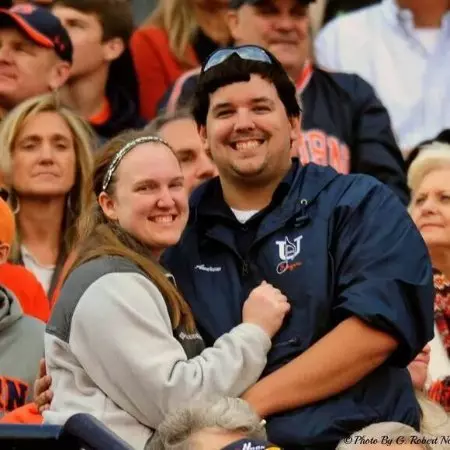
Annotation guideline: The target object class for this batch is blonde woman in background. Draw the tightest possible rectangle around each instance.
[408,142,450,412]
[130,0,230,120]
[0,93,94,303]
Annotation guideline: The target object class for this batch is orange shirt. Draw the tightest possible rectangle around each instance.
[89,98,112,126]
[0,263,50,323]
[0,403,42,424]
[130,26,198,120]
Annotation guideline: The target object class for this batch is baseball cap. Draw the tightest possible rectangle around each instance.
[230,0,315,8]
[0,197,15,246]
[0,3,73,63]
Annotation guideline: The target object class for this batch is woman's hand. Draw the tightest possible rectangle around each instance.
[34,359,53,413]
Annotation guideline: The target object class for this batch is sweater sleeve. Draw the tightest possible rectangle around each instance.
[130,28,177,120]
[69,272,271,428]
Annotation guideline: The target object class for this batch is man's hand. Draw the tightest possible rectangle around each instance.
[34,359,53,413]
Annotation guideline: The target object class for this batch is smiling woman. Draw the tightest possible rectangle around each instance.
[42,128,291,449]
[0,93,95,300]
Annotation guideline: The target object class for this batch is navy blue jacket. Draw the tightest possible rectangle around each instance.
[163,161,434,449]
[159,66,409,205]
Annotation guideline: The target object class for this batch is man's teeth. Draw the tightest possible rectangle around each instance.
[152,215,174,223]
[235,140,262,150]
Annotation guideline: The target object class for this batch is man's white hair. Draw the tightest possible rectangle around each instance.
[147,397,267,450]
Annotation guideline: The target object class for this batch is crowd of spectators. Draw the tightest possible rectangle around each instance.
[0,0,448,449]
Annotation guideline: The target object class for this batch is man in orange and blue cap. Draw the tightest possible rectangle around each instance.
[0,3,72,114]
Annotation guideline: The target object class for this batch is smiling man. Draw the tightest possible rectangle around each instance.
[0,3,72,115]
[163,46,434,449]
[160,0,409,205]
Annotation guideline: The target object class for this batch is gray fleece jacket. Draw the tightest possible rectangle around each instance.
[0,284,45,418]
[44,256,271,450]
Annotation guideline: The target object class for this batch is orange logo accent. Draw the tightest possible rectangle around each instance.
[295,129,351,175]
[10,4,36,15]
[276,261,302,274]
[0,376,29,413]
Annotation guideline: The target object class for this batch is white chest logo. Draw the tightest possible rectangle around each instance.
[275,236,303,274]
[276,236,303,261]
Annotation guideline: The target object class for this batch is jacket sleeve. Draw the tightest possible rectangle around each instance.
[331,177,434,366]
[69,272,271,428]
[348,75,409,205]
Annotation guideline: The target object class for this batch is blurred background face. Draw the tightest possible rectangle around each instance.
[158,118,218,194]
[410,168,450,251]
[52,5,109,80]
[407,344,431,390]
[101,144,189,257]
[12,111,76,198]
[0,28,63,109]
[228,0,310,80]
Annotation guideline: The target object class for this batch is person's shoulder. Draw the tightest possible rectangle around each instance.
[314,66,376,100]
[332,172,402,211]
[16,313,45,333]
[0,262,41,283]
[321,2,381,33]
[302,163,392,205]
[69,255,142,278]
[132,24,168,41]
[58,256,146,306]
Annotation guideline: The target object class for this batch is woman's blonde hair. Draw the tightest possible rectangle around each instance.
[407,143,450,193]
[69,128,196,332]
[0,93,95,261]
[146,0,198,67]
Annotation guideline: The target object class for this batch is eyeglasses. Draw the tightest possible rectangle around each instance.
[0,188,9,203]
[202,45,274,73]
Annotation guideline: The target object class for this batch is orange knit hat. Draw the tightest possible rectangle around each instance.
[0,198,15,246]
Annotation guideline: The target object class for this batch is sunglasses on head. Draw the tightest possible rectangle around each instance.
[0,188,9,203]
[202,45,274,73]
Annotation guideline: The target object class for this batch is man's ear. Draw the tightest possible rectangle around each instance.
[289,115,301,157]
[49,61,71,90]
[227,9,240,42]
[98,192,118,221]
[198,124,207,145]
[103,37,125,63]
[289,116,301,141]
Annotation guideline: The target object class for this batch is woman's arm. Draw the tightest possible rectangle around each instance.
[47,272,271,429]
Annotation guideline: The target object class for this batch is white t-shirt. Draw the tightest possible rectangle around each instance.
[21,245,55,295]
[231,208,260,224]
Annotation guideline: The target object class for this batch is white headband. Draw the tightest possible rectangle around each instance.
[102,136,172,192]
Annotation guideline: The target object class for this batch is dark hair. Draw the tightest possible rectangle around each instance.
[192,53,301,127]
[53,0,140,112]
[53,0,134,42]
[405,129,450,170]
